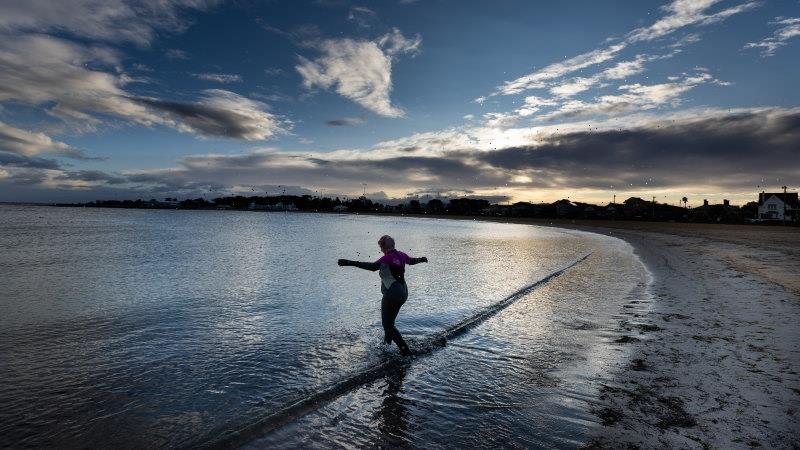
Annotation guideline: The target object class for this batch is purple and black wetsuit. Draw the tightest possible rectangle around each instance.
[341,250,426,355]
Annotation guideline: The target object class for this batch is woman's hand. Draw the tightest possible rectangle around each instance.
[420,257,428,263]
[338,259,352,266]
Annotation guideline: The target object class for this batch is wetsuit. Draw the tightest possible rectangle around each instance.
[342,250,426,355]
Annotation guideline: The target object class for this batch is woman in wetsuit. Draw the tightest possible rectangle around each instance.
[338,235,428,356]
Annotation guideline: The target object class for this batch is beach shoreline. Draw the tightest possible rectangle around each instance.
[394,214,800,448]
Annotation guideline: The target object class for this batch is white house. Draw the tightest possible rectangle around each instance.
[758,192,799,221]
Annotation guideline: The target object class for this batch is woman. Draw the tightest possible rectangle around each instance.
[338,235,428,356]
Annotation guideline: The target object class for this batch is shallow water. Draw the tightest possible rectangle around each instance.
[0,206,650,448]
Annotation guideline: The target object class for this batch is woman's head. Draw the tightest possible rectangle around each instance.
[378,235,395,253]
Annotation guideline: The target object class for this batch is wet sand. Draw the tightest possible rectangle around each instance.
[418,217,800,448]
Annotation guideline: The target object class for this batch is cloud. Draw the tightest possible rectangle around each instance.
[0,152,62,170]
[483,112,520,128]
[55,170,127,185]
[264,67,284,76]
[546,52,676,99]
[0,34,285,140]
[326,117,367,126]
[119,108,800,198]
[193,72,243,83]
[601,55,650,80]
[669,32,702,49]
[296,28,421,117]
[3,108,798,203]
[476,108,800,191]
[515,96,558,117]
[258,20,322,44]
[0,122,97,159]
[627,0,760,43]
[549,76,602,98]
[377,28,422,56]
[131,90,289,140]
[0,0,219,46]
[537,72,718,121]
[496,44,626,96]
[745,17,800,56]
[491,0,757,97]
[348,6,378,28]
[165,48,190,59]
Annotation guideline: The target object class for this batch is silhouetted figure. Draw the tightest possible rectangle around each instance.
[338,235,427,356]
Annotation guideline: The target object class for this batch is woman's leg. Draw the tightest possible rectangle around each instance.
[381,285,410,355]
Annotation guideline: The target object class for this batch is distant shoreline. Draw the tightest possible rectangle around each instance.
[5,202,796,228]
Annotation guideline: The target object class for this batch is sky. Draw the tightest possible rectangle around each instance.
[0,0,798,206]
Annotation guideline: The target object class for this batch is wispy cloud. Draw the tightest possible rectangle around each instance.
[296,28,421,117]
[491,0,758,97]
[483,112,520,128]
[601,54,651,80]
[326,117,367,126]
[496,44,626,96]
[258,20,322,44]
[538,71,720,121]
[55,170,126,185]
[548,52,677,99]
[745,17,800,56]
[0,151,62,170]
[515,96,558,117]
[193,72,243,83]
[0,0,219,46]
[0,122,96,159]
[165,48,190,59]
[627,0,759,42]
[348,6,378,28]
[132,90,290,140]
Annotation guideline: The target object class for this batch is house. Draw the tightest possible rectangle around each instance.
[333,205,348,212]
[690,199,741,223]
[758,192,799,222]
[510,202,535,217]
[603,203,623,219]
[553,199,581,217]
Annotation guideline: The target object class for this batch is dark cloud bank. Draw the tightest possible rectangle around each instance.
[2,109,798,202]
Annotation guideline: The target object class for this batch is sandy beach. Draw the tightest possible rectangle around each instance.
[433,217,800,448]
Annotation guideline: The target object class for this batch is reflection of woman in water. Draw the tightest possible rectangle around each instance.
[377,364,410,446]
[338,235,427,356]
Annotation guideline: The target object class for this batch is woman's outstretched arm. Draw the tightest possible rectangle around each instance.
[408,257,428,265]
[338,259,380,271]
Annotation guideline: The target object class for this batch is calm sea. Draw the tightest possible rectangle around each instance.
[0,205,650,448]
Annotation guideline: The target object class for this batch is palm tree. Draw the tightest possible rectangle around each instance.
[682,196,688,209]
